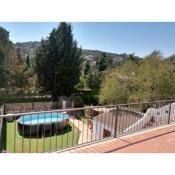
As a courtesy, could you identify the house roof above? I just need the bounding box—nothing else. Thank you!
[93,108,143,134]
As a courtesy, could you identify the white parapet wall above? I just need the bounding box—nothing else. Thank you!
[124,103,175,133]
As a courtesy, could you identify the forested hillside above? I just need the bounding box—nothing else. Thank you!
[14,41,142,65]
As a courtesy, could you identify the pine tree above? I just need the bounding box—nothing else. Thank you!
[35,22,82,100]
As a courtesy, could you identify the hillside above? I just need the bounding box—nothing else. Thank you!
[14,41,141,64]
[82,49,119,58]
[14,41,40,58]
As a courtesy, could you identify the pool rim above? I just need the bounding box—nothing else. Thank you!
[17,112,69,126]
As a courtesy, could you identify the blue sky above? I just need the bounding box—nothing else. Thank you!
[0,22,175,57]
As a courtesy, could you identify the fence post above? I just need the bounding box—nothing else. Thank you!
[0,105,2,152]
[168,103,172,124]
[0,104,7,152]
[114,105,118,138]
[32,102,35,110]
[2,104,5,114]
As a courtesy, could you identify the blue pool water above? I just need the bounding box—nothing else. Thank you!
[18,112,69,125]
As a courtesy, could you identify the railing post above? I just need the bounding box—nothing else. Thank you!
[0,105,2,152]
[0,104,7,152]
[32,102,34,111]
[114,105,118,138]
[2,104,5,114]
[168,103,172,124]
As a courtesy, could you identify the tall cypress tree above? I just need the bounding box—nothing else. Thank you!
[98,52,108,71]
[35,22,82,100]
[84,61,90,75]
[26,55,30,66]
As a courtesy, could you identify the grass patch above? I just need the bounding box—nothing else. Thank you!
[6,121,80,153]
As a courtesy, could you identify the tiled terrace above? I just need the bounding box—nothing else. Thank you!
[64,124,175,153]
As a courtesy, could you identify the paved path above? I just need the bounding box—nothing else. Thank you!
[69,117,92,144]
[66,124,175,153]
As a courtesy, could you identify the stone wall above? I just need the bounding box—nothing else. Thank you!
[4,101,73,113]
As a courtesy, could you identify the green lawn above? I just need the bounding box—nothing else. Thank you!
[6,121,80,153]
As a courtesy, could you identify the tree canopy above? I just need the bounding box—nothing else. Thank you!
[99,51,175,104]
[0,27,12,88]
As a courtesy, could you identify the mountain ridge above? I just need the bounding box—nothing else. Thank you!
[14,41,142,64]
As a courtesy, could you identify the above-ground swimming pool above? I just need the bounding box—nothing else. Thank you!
[17,112,69,137]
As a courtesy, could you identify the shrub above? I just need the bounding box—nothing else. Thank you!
[70,95,84,108]
[81,91,98,105]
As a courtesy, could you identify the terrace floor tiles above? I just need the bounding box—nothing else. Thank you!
[64,124,175,153]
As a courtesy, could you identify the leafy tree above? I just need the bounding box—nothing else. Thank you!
[99,60,138,104]
[9,48,28,98]
[134,51,175,102]
[70,95,84,107]
[166,54,175,73]
[35,22,82,100]
[86,71,102,90]
[126,53,140,63]
[99,50,175,104]
[26,56,40,94]
[16,48,23,63]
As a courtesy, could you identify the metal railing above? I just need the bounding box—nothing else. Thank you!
[0,104,6,152]
[0,107,2,152]
[0,99,175,153]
